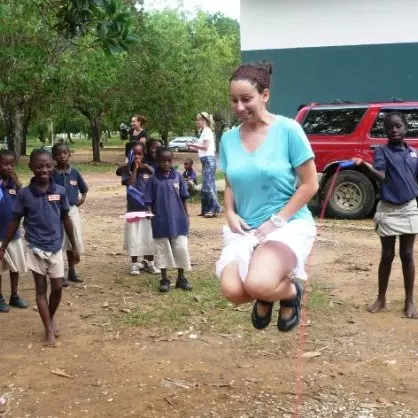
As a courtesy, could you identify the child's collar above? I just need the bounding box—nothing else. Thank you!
[54,164,72,174]
[156,168,176,180]
[0,177,16,189]
[29,177,57,196]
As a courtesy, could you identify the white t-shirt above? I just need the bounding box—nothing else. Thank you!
[198,127,216,158]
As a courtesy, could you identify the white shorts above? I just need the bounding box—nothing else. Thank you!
[216,219,316,281]
[26,245,64,279]
[123,218,155,257]
[63,206,84,253]
[154,236,191,270]
[0,238,27,274]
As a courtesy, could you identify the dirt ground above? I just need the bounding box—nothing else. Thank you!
[1,149,418,418]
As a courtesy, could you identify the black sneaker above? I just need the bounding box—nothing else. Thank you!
[159,279,171,293]
[9,294,29,309]
[0,295,9,313]
[175,277,193,291]
[68,269,84,283]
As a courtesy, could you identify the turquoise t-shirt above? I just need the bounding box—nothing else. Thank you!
[219,116,314,228]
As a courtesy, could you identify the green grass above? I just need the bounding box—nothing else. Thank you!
[114,272,251,334]
[306,282,333,309]
[195,170,224,185]
[15,161,119,183]
[188,190,224,204]
[25,134,124,154]
[113,272,333,335]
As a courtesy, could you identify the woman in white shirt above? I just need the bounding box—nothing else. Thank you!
[188,112,221,217]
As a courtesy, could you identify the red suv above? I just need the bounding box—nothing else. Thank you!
[296,101,418,219]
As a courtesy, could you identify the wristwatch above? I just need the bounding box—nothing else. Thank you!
[270,214,287,228]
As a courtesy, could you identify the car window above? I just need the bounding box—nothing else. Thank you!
[302,108,366,135]
[370,110,418,138]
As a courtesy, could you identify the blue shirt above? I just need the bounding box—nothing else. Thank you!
[145,169,189,239]
[119,166,151,212]
[0,178,20,241]
[13,179,70,253]
[183,169,197,184]
[52,166,88,206]
[373,143,418,205]
[219,116,314,228]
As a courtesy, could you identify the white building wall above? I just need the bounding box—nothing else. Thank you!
[241,0,418,51]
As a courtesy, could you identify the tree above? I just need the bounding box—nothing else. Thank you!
[58,45,126,161]
[116,10,240,143]
[0,0,138,157]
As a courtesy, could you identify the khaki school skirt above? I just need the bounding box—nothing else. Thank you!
[0,238,27,273]
[63,206,84,253]
[374,199,418,237]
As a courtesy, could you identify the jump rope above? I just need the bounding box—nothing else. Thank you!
[292,159,355,417]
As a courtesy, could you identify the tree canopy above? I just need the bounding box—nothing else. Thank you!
[0,2,240,161]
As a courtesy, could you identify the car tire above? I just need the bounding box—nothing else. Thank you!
[322,170,376,219]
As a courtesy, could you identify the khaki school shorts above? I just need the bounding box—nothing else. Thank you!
[154,236,191,270]
[26,245,64,279]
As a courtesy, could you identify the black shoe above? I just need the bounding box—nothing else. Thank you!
[9,294,28,309]
[175,277,193,290]
[277,281,304,332]
[0,295,9,313]
[251,300,274,330]
[68,269,84,283]
[159,279,171,293]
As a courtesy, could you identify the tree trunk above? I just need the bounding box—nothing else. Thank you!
[39,130,46,143]
[0,94,32,158]
[90,116,101,162]
[161,128,169,145]
[20,107,31,156]
[66,131,74,144]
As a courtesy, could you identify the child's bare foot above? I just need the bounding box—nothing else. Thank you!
[44,329,57,347]
[404,301,418,318]
[367,297,386,313]
[51,319,61,337]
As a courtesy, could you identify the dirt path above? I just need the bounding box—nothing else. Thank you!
[2,167,418,417]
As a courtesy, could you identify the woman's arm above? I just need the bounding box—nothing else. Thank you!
[189,140,209,151]
[277,159,319,221]
[224,177,250,234]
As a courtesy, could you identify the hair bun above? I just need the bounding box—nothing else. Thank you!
[259,61,273,75]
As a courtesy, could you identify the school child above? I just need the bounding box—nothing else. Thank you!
[352,111,418,318]
[51,143,88,286]
[0,151,28,313]
[145,147,193,292]
[0,149,80,346]
[183,158,197,194]
[145,139,162,170]
[116,142,160,276]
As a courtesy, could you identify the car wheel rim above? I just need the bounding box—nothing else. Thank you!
[334,182,363,212]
